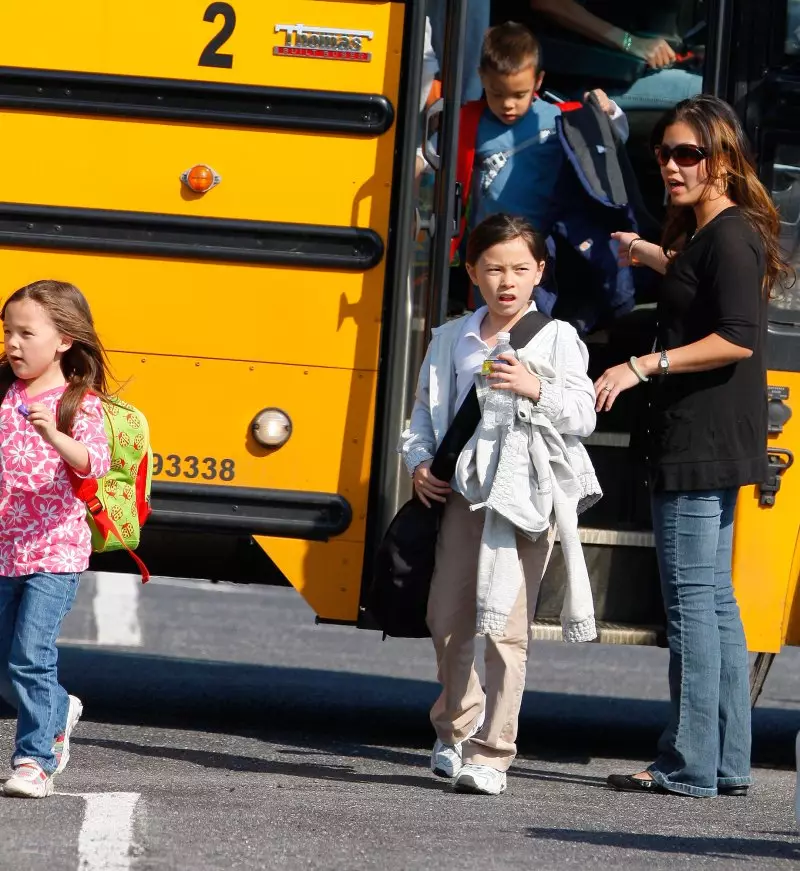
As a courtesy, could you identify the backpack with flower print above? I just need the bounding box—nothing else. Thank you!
[68,398,152,582]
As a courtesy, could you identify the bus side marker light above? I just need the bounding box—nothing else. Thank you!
[180,164,221,193]
[251,408,293,449]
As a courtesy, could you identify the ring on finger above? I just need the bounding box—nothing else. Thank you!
[602,385,612,392]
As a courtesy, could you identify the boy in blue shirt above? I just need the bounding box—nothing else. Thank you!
[453,22,631,325]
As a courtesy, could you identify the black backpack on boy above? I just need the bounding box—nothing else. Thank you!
[367,310,552,638]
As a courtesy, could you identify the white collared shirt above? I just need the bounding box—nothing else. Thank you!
[452,301,537,411]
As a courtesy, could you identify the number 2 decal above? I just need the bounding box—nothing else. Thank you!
[199,2,236,69]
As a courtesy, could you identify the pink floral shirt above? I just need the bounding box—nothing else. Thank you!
[0,382,110,577]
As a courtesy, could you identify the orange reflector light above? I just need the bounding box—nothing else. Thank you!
[180,164,221,193]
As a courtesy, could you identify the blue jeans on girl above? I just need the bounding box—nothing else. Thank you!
[0,572,80,774]
[649,489,752,797]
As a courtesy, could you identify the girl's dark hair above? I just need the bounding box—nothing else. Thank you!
[0,280,113,434]
[652,94,791,292]
[466,213,547,266]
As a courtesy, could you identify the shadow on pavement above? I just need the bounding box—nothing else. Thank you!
[525,827,800,860]
[0,646,796,767]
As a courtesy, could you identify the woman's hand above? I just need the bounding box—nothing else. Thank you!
[488,354,541,401]
[26,402,59,445]
[413,460,451,508]
[594,362,641,412]
[629,36,676,69]
[611,231,642,267]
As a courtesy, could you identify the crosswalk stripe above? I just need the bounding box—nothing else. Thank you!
[93,573,142,647]
[75,792,141,871]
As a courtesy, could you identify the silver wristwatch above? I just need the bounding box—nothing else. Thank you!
[658,349,670,375]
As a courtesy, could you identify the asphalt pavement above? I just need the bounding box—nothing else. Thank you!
[1,573,799,871]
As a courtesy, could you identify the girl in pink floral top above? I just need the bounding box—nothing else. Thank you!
[0,280,112,799]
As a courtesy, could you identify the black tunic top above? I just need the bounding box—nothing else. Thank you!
[649,207,768,492]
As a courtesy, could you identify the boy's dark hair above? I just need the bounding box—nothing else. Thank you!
[466,213,547,265]
[479,22,542,76]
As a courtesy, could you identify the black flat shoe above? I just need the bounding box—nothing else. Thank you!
[607,773,667,793]
[718,786,749,797]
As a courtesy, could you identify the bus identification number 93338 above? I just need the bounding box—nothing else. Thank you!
[152,453,236,481]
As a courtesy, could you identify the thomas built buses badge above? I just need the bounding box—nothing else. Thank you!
[274,24,373,63]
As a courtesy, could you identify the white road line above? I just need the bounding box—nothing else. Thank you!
[93,573,142,647]
[75,792,141,871]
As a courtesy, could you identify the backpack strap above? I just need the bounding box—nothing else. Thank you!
[450,99,486,265]
[67,471,151,583]
[429,310,553,481]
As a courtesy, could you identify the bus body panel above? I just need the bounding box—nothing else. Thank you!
[0,0,406,621]
[732,371,800,652]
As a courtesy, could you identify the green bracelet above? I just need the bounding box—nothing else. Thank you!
[628,356,649,383]
[622,31,633,53]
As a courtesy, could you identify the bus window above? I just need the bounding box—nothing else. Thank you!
[771,146,800,322]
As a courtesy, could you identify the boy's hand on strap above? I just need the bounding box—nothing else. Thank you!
[488,354,541,401]
[413,461,452,509]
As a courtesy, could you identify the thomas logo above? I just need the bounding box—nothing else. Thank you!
[274,24,373,63]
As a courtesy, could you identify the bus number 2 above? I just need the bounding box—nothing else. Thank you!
[199,2,236,69]
[152,453,236,482]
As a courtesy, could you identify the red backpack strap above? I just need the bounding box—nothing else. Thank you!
[450,99,486,265]
[67,471,151,583]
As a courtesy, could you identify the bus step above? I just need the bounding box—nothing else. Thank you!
[559,528,655,548]
[530,618,665,646]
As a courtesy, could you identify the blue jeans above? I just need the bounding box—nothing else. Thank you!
[428,0,489,104]
[649,490,752,797]
[0,573,80,774]
[608,68,702,111]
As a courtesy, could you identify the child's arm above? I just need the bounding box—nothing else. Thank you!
[536,334,597,438]
[586,89,629,144]
[398,345,437,477]
[490,329,597,438]
[28,396,111,479]
[27,403,92,473]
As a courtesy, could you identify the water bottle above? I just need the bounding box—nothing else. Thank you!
[482,331,515,428]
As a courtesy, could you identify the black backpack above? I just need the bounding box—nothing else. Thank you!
[367,310,552,638]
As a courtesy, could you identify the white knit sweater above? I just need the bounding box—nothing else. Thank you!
[399,315,601,642]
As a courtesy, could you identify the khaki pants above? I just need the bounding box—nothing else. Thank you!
[426,494,554,772]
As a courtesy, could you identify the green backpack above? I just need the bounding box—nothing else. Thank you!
[69,398,153,581]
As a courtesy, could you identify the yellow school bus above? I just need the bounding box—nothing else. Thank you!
[1,0,798,699]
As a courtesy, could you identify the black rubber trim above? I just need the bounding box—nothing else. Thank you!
[0,202,384,269]
[0,66,394,135]
[149,482,352,541]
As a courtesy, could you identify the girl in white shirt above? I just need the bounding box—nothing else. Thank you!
[400,213,597,796]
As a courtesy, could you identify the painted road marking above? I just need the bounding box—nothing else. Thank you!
[93,573,142,647]
[75,792,141,871]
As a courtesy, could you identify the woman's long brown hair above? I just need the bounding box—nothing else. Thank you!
[652,95,792,293]
[0,280,113,434]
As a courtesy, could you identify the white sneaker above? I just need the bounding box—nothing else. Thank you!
[3,760,54,799]
[53,695,83,776]
[431,740,463,778]
[430,711,486,779]
[454,763,507,795]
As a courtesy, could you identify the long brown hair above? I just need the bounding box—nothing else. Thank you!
[652,95,792,293]
[0,280,113,434]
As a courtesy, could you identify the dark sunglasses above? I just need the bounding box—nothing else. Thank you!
[654,143,709,167]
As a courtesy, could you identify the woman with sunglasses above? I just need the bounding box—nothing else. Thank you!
[594,94,791,798]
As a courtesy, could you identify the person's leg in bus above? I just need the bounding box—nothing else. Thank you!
[609,68,702,112]
[646,491,725,797]
[458,527,554,785]
[714,488,753,792]
[426,494,486,775]
[428,0,489,104]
